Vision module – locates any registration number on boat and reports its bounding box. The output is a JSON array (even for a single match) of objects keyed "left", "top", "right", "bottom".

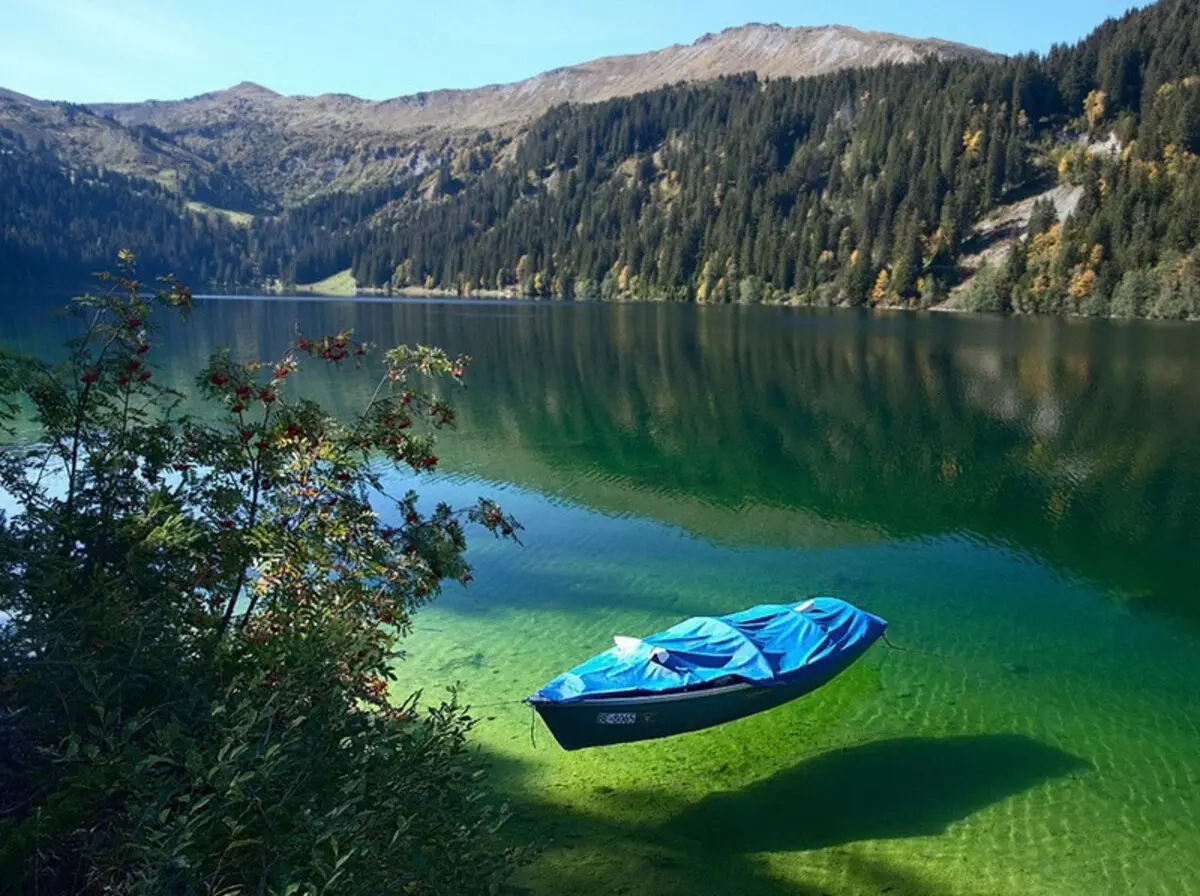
[{"left": 596, "top": 712, "right": 637, "bottom": 725}]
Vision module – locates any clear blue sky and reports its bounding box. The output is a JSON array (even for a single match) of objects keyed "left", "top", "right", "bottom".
[{"left": 3, "top": 0, "right": 1147, "bottom": 103}]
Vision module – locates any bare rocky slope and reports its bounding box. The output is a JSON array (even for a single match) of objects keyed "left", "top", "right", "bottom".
[
  {"left": 1, "top": 24, "right": 996, "bottom": 205},
  {"left": 95, "top": 25, "right": 996, "bottom": 136}
]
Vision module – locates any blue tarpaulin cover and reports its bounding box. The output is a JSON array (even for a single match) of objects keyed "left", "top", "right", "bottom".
[{"left": 530, "top": 597, "right": 887, "bottom": 704}]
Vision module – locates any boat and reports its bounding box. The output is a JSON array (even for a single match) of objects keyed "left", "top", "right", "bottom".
[{"left": 527, "top": 596, "right": 887, "bottom": 751}]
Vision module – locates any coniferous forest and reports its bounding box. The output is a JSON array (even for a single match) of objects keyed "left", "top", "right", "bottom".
[{"left": 3, "top": 0, "right": 1200, "bottom": 316}]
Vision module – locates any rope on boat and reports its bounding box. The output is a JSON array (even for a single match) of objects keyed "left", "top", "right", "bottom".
[
  {"left": 468, "top": 698, "right": 528, "bottom": 709},
  {"left": 880, "top": 632, "right": 949, "bottom": 659},
  {"left": 454, "top": 697, "right": 538, "bottom": 746}
]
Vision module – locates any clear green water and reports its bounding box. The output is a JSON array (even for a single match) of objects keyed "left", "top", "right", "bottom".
[{"left": 6, "top": 297, "right": 1200, "bottom": 895}]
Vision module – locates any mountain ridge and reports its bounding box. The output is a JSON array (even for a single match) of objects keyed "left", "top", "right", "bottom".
[
  {"left": 8, "top": 1, "right": 1196, "bottom": 319},
  {"left": 45, "top": 23, "right": 994, "bottom": 202},
  {"left": 84, "top": 23, "right": 996, "bottom": 109}
]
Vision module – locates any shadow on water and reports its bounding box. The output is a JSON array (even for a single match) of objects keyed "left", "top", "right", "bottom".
[
  {"left": 666, "top": 734, "right": 1089, "bottom": 854},
  {"left": 489, "top": 734, "right": 1087, "bottom": 896}
]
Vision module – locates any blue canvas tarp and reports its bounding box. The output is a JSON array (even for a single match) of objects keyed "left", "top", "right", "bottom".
[{"left": 531, "top": 597, "right": 887, "bottom": 704}]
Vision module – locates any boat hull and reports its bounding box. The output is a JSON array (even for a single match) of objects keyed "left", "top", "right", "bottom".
[{"left": 532, "top": 674, "right": 828, "bottom": 751}]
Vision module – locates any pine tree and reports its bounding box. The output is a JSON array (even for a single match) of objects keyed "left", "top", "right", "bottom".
[{"left": 892, "top": 214, "right": 924, "bottom": 300}]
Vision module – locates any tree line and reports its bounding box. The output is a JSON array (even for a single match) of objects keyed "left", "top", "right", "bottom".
[
  {"left": 2, "top": 0, "right": 1199, "bottom": 317},
  {"left": 347, "top": 0, "right": 1200, "bottom": 316}
]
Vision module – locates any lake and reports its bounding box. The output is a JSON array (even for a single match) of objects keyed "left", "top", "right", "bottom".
[{"left": 6, "top": 295, "right": 1200, "bottom": 895}]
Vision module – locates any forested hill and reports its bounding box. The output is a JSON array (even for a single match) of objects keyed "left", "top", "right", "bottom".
[{"left": 4, "top": 0, "right": 1200, "bottom": 318}]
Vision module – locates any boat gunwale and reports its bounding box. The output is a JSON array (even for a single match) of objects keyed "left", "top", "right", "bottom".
[{"left": 530, "top": 680, "right": 762, "bottom": 707}]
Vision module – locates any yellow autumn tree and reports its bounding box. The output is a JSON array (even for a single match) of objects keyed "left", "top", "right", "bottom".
[
  {"left": 1025, "top": 224, "right": 1065, "bottom": 310},
  {"left": 1084, "top": 90, "right": 1108, "bottom": 128},
  {"left": 515, "top": 254, "right": 532, "bottom": 285},
  {"left": 695, "top": 259, "right": 716, "bottom": 303},
  {"left": 1069, "top": 269, "right": 1097, "bottom": 301},
  {"left": 1057, "top": 148, "right": 1083, "bottom": 182},
  {"left": 963, "top": 128, "right": 985, "bottom": 162},
  {"left": 871, "top": 269, "right": 892, "bottom": 304}
]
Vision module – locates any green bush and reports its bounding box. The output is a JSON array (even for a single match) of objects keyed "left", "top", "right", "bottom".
[
  {"left": 1148, "top": 254, "right": 1200, "bottom": 320},
  {"left": 0, "top": 256, "right": 522, "bottom": 894},
  {"left": 1110, "top": 267, "right": 1158, "bottom": 318},
  {"left": 957, "top": 261, "right": 1012, "bottom": 313}
]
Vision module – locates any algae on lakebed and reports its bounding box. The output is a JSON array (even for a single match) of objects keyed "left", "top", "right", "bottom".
[
  {"left": 394, "top": 477, "right": 1200, "bottom": 896},
  {"left": 405, "top": 614, "right": 888, "bottom": 896},
  {"left": 12, "top": 294, "right": 1200, "bottom": 894}
]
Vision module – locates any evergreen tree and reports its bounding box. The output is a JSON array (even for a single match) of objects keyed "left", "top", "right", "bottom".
[{"left": 3, "top": 0, "right": 1200, "bottom": 318}]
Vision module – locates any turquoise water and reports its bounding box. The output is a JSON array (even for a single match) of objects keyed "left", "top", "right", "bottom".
[{"left": 5, "top": 296, "right": 1200, "bottom": 894}]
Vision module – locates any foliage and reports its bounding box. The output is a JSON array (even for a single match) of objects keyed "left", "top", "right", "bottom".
[
  {"left": 958, "top": 261, "right": 1012, "bottom": 313},
  {"left": 335, "top": 0, "right": 1200, "bottom": 312},
  {"left": 0, "top": 256, "right": 522, "bottom": 894},
  {"left": 3, "top": 0, "right": 1200, "bottom": 318}
]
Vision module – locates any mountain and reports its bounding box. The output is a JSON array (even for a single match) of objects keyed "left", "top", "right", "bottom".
[
  {"left": 2, "top": 25, "right": 995, "bottom": 205},
  {"left": 0, "top": 90, "right": 266, "bottom": 212},
  {"left": 95, "top": 25, "right": 994, "bottom": 137},
  {"left": 2, "top": 0, "right": 1200, "bottom": 318}
]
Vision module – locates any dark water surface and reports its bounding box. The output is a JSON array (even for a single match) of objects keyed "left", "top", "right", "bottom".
[{"left": 6, "top": 296, "right": 1200, "bottom": 895}]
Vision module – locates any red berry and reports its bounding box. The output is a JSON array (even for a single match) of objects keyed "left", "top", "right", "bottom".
[
  {"left": 82, "top": 369, "right": 100, "bottom": 385},
  {"left": 127, "top": 359, "right": 143, "bottom": 372},
  {"left": 210, "top": 373, "right": 229, "bottom": 387},
  {"left": 126, "top": 317, "right": 142, "bottom": 329},
  {"left": 116, "top": 375, "right": 130, "bottom": 387},
  {"left": 136, "top": 343, "right": 150, "bottom": 355},
  {"left": 236, "top": 385, "right": 252, "bottom": 400},
  {"left": 256, "top": 440, "right": 270, "bottom": 450},
  {"left": 218, "top": 520, "right": 235, "bottom": 529},
  {"left": 259, "top": 389, "right": 276, "bottom": 404},
  {"left": 231, "top": 403, "right": 245, "bottom": 414},
  {"left": 240, "top": 429, "right": 254, "bottom": 443},
  {"left": 138, "top": 371, "right": 151, "bottom": 383},
  {"left": 406, "top": 512, "right": 419, "bottom": 524}
]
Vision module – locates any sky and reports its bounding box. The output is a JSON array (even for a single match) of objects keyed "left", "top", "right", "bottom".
[{"left": 1, "top": 0, "right": 1148, "bottom": 103}]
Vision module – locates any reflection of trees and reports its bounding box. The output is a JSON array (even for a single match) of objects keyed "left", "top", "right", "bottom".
[
  {"left": 445, "top": 304, "right": 1200, "bottom": 625},
  {"left": 7, "top": 297, "right": 1200, "bottom": 622}
]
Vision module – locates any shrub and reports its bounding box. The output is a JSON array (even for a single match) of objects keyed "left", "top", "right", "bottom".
[
  {"left": 958, "top": 261, "right": 1012, "bottom": 313},
  {"left": 1110, "top": 267, "right": 1159, "bottom": 318},
  {"left": 0, "top": 256, "right": 522, "bottom": 894},
  {"left": 1148, "top": 254, "right": 1200, "bottom": 320}
]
